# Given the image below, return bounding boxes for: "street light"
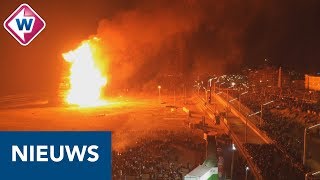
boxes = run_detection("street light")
[239,91,248,112]
[224,85,235,118]
[214,81,219,93]
[201,86,209,102]
[226,85,234,98]
[211,76,222,93]
[208,78,214,104]
[229,98,238,103]
[232,143,236,150]
[158,85,161,103]
[303,123,320,166]
[218,82,225,92]
[260,100,274,126]
[246,111,261,143]
[230,143,236,180]
[245,166,250,180]
[197,83,200,95]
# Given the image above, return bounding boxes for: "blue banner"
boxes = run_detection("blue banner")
[0,131,111,180]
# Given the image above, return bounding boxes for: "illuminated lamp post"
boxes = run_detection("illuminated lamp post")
[260,100,274,126]
[230,143,236,179]
[239,91,248,112]
[219,82,225,92]
[226,83,235,100]
[214,81,219,93]
[303,123,320,166]
[245,166,249,180]
[247,111,261,143]
[208,78,213,104]
[226,84,235,113]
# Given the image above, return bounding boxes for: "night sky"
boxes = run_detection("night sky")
[0,0,319,95]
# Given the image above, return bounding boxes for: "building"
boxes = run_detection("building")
[305,74,320,91]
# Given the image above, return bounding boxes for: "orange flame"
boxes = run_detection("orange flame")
[62,39,107,107]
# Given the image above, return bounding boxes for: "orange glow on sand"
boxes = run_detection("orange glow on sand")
[62,39,107,107]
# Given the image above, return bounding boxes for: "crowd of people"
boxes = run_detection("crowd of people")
[261,111,305,163]
[208,75,320,178]
[222,86,320,166]
[232,152,254,180]
[112,130,206,179]
[195,69,320,178]
[244,144,305,179]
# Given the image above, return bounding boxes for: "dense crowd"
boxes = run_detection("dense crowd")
[237,87,320,125]
[221,86,320,166]
[112,130,205,179]
[197,70,320,178]
[244,144,305,179]
[232,152,254,180]
[261,111,305,162]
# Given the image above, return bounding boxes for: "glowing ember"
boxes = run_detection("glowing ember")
[62,40,107,107]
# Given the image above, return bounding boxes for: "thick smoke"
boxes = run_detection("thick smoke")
[94,0,265,90]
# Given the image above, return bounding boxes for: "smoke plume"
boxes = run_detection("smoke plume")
[93,0,265,90]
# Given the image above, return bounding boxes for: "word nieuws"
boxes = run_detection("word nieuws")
[12,145,99,162]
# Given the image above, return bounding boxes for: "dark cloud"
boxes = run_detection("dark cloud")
[243,0,320,72]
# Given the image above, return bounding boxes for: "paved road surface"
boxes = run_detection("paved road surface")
[195,96,266,145]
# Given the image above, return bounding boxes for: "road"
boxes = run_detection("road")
[194,93,269,180]
[196,95,266,145]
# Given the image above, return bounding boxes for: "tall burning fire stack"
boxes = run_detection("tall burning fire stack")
[62,37,108,107]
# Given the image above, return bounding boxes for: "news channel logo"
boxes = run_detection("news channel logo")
[0,131,111,180]
[3,3,46,46]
